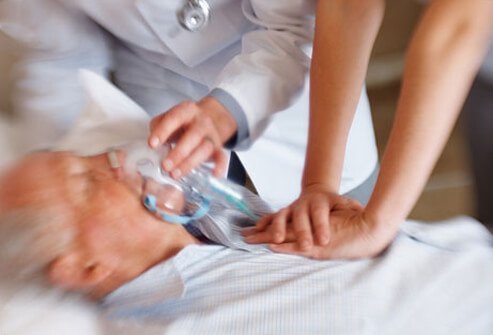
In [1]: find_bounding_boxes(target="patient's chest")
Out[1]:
[101,227,493,334]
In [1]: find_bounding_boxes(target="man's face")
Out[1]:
[0,151,194,296]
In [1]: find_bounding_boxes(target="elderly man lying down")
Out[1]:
[0,72,492,335]
[1,149,493,335]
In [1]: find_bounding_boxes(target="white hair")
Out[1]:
[0,207,106,335]
[0,209,161,334]
[0,206,74,284]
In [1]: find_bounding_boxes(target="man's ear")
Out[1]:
[48,253,113,290]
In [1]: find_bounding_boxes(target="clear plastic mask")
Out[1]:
[121,142,259,225]
[122,142,210,224]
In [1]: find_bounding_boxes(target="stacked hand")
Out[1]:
[148,96,237,178]
[243,185,397,259]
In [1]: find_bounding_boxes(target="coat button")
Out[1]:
[177,0,211,32]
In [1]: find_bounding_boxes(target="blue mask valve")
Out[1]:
[143,193,211,225]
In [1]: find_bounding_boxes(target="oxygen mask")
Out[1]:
[118,142,260,224]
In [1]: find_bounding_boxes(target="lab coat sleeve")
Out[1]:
[0,0,112,147]
[211,0,315,148]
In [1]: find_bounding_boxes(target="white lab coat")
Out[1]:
[0,0,378,209]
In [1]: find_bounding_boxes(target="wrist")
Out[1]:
[364,203,403,239]
[301,181,340,196]
[198,96,238,144]
[302,162,342,195]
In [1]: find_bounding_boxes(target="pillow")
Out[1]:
[0,284,102,335]
[0,114,19,169]
[56,70,150,155]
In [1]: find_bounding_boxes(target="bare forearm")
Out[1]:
[367,0,493,230]
[303,0,385,191]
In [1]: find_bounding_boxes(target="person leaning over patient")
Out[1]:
[245,0,493,258]
[0,0,379,211]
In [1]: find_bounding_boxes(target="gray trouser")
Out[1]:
[344,165,379,206]
[238,159,378,207]
[463,75,493,230]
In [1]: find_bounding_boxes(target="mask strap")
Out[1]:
[143,194,211,225]
[107,148,121,169]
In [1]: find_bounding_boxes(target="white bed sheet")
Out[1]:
[0,217,492,335]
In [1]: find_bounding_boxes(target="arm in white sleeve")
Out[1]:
[0,0,112,148]
[211,0,315,147]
